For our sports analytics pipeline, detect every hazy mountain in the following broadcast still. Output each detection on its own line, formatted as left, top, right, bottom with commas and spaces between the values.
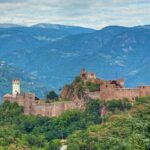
0, 61, 46, 101
0, 23, 95, 99
0, 24, 95, 57
32, 23, 95, 34
0, 24, 150, 97
0, 24, 23, 28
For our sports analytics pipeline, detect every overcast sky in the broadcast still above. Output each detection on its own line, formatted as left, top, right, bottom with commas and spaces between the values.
0, 0, 149, 29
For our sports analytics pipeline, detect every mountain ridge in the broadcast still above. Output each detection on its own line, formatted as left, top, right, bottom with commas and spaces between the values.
0, 24, 150, 99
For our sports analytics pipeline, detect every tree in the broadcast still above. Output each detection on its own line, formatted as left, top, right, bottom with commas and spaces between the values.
46, 91, 58, 101
107, 99, 132, 113
75, 76, 82, 83
86, 81, 100, 92
48, 139, 61, 150
85, 99, 102, 124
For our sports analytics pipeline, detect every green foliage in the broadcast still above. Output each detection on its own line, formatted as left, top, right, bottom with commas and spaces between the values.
67, 97, 150, 150
46, 90, 58, 101
76, 83, 84, 98
106, 98, 132, 113
75, 76, 82, 83
86, 81, 100, 92
0, 101, 102, 149
67, 76, 85, 99
48, 139, 61, 150
74, 76, 85, 98
135, 96, 150, 105
85, 99, 102, 124
1, 98, 146, 150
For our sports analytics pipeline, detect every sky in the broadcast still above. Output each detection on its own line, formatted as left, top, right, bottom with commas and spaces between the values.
0, 0, 150, 29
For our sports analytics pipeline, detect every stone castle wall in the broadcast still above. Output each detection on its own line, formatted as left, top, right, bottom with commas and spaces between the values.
99, 84, 150, 101
4, 70, 150, 118
4, 84, 150, 117
4, 93, 82, 117
87, 91, 101, 100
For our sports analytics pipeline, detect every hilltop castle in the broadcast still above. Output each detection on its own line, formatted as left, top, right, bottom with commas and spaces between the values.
3, 69, 150, 117
3, 80, 82, 117
61, 69, 150, 102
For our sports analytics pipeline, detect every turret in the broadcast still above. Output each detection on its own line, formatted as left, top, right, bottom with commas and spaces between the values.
80, 68, 87, 79
12, 79, 20, 96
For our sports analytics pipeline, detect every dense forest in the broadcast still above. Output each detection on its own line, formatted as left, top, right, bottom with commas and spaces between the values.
0, 97, 149, 150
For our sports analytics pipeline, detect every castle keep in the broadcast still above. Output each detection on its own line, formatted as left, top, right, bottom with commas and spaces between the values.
3, 69, 150, 117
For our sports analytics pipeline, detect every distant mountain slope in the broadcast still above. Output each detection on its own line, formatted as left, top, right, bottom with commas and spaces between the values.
0, 24, 23, 28
0, 61, 46, 100
0, 24, 95, 57
32, 23, 95, 34
0, 24, 150, 95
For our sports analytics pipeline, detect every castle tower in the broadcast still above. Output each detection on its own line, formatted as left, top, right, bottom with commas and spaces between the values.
12, 79, 20, 96
80, 68, 87, 79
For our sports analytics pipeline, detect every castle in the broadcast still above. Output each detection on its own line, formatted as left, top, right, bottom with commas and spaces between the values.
79, 69, 150, 101
3, 80, 82, 117
3, 69, 150, 117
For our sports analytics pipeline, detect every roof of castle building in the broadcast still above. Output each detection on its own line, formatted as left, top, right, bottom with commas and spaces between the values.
3, 93, 13, 98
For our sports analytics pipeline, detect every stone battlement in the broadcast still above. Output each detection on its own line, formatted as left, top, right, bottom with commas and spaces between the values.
3, 69, 150, 117
80, 68, 96, 81
4, 93, 83, 117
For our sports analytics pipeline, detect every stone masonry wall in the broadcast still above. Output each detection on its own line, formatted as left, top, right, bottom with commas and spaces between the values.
99, 84, 150, 101
4, 81, 150, 117
4, 93, 82, 117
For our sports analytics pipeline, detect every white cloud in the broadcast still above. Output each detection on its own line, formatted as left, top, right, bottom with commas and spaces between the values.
0, 0, 149, 29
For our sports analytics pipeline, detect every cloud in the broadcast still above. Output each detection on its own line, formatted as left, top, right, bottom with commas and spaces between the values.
0, 0, 25, 3
0, 0, 149, 29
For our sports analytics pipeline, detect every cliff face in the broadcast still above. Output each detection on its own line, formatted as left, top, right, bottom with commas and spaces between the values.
60, 76, 101, 102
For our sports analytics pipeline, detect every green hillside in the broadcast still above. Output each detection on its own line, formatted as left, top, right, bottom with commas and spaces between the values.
0, 97, 149, 149
0, 100, 102, 150
67, 97, 150, 150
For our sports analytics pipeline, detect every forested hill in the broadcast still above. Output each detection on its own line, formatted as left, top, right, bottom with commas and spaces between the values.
67, 97, 150, 150
0, 97, 150, 149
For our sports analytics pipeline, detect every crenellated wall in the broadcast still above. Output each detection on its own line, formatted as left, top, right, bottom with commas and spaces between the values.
99, 83, 150, 101
4, 93, 82, 117
4, 74, 150, 118
139, 86, 150, 97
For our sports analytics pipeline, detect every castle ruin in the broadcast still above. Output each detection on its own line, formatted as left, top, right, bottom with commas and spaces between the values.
3, 69, 150, 117
80, 69, 150, 101
3, 80, 82, 117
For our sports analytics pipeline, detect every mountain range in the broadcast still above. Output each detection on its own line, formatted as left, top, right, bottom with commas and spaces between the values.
0, 23, 150, 100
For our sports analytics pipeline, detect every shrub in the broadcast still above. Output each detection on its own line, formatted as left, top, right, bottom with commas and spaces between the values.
107, 99, 132, 113
75, 76, 82, 83
46, 91, 58, 100
135, 96, 150, 105
86, 82, 100, 92
85, 99, 102, 124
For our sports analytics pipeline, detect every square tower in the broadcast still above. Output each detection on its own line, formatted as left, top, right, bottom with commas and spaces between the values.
12, 79, 20, 96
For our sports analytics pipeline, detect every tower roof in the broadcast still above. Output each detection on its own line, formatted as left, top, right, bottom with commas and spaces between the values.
3, 93, 13, 98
